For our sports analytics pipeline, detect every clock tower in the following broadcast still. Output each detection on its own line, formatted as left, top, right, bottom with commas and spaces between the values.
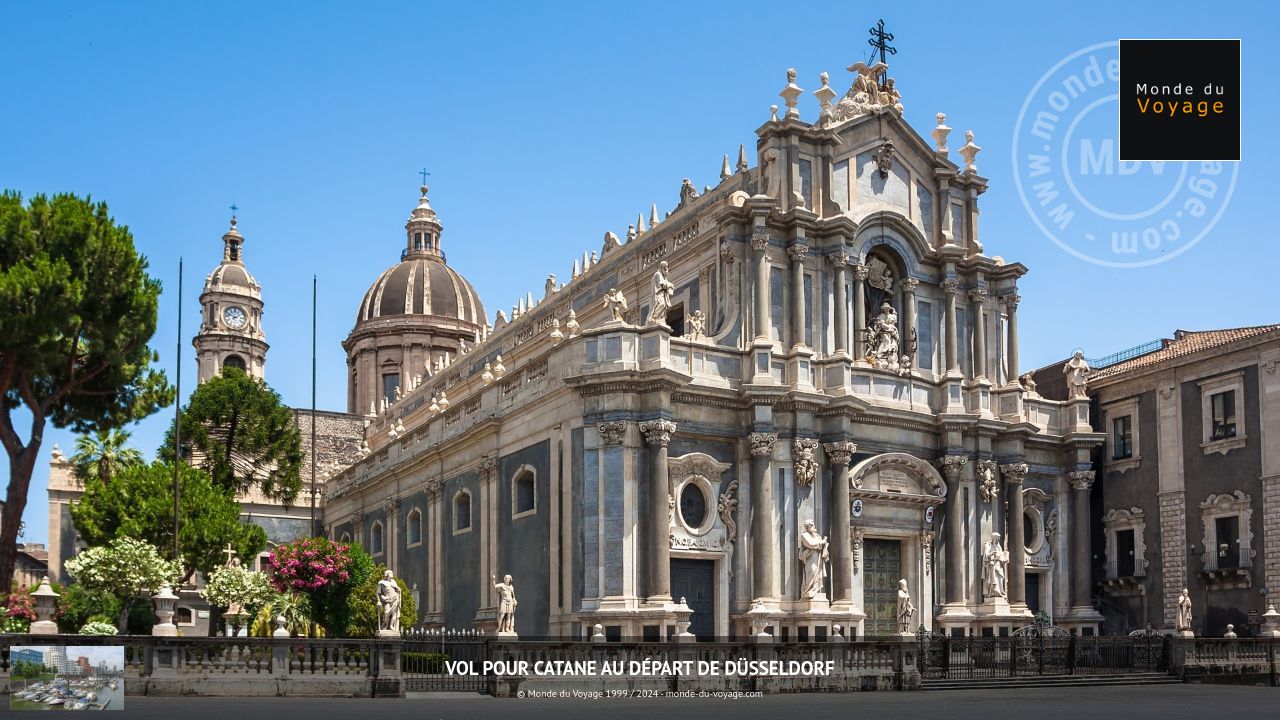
194, 215, 269, 383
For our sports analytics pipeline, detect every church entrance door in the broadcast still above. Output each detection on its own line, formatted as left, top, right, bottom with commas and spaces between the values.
863, 539, 902, 637
671, 558, 715, 640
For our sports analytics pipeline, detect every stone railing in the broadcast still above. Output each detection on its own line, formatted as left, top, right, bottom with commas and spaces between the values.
0, 635, 403, 697
1173, 637, 1279, 684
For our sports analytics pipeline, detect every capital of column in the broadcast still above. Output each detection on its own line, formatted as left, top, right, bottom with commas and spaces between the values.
749, 432, 778, 457
1068, 470, 1095, 492
823, 440, 857, 466
899, 277, 920, 294
638, 419, 677, 447
851, 264, 869, 282
828, 250, 849, 267
786, 243, 808, 261
937, 454, 968, 481
1000, 462, 1029, 484
384, 496, 402, 516
941, 278, 960, 296
967, 287, 988, 303
425, 477, 443, 499
597, 421, 628, 447
751, 228, 770, 252
479, 456, 498, 483
352, 509, 367, 531
1003, 292, 1022, 312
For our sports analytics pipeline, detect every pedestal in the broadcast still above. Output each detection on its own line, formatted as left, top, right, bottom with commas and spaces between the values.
935, 603, 976, 635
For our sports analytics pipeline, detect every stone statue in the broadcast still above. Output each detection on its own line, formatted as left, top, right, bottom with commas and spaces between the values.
1177, 588, 1193, 632
603, 288, 628, 323
687, 309, 706, 341
977, 460, 999, 504
647, 261, 675, 326
1019, 371, 1039, 396
982, 532, 1009, 599
797, 519, 830, 600
896, 579, 915, 633
492, 574, 517, 635
830, 61, 891, 123
866, 302, 901, 372
1064, 350, 1091, 399
376, 569, 402, 635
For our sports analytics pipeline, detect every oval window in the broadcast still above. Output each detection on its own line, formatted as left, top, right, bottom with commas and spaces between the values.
680, 483, 708, 529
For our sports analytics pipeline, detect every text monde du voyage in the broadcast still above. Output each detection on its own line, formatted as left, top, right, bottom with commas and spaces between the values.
1134, 82, 1228, 118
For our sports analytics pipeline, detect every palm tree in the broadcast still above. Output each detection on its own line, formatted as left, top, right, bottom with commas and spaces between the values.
70, 428, 143, 485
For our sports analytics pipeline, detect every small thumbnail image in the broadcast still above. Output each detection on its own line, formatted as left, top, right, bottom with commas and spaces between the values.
9, 645, 124, 711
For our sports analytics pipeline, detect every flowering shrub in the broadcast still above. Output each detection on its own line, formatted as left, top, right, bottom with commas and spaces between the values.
79, 620, 119, 635
1, 608, 30, 633
65, 537, 182, 630
268, 537, 372, 635
4, 584, 37, 621
202, 563, 274, 616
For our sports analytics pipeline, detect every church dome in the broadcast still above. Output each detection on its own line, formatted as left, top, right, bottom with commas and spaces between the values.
356, 256, 484, 325
209, 262, 258, 289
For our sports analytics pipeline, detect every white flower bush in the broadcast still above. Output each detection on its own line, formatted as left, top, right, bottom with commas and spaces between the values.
65, 537, 182, 629
201, 563, 274, 615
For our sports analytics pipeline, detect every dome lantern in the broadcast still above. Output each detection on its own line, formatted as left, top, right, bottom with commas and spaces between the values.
405, 185, 443, 260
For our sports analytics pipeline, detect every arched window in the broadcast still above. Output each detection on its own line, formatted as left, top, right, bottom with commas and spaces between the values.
512, 466, 536, 518
407, 508, 422, 546
339, 532, 351, 544
175, 607, 194, 625
454, 491, 472, 534
370, 521, 385, 556
223, 354, 246, 372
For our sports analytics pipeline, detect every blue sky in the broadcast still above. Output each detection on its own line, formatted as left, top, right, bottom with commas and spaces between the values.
3, 1, 1274, 543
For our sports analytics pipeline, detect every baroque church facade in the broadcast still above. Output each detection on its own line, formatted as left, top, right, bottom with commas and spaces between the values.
321, 62, 1106, 640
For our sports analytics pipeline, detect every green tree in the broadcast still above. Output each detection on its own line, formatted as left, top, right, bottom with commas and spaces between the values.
0, 191, 172, 592
70, 427, 143, 484
347, 565, 417, 638
64, 536, 181, 629
161, 367, 303, 504
57, 583, 123, 634
69, 461, 266, 583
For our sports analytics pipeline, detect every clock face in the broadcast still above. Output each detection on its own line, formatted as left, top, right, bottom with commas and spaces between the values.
223, 306, 247, 329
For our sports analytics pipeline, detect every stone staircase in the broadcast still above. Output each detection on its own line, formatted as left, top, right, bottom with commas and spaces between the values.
922, 672, 1182, 690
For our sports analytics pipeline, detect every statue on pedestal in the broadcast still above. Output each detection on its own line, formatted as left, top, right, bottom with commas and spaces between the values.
865, 302, 900, 372
896, 579, 915, 633
1177, 588, 1194, 633
647, 261, 675, 326
603, 288, 628, 324
797, 519, 830, 600
1064, 350, 1091, 399
492, 574, 518, 635
376, 569, 402, 635
982, 532, 1009, 599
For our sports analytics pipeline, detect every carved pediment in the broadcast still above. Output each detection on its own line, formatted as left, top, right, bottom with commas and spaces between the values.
849, 452, 946, 497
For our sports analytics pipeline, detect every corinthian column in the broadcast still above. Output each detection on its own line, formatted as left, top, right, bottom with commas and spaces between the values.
1069, 470, 1095, 608
753, 228, 770, 341
824, 441, 857, 604
787, 243, 808, 349
943, 279, 960, 374
749, 432, 778, 602
1004, 293, 1021, 384
900, 278, 919, 370
969, 288, 988, 380
639, 419, 677, 603
1000, 463, 1029, 605
852, 264, 868, 359
938, 455, 968, 604
830, 252, 849, 356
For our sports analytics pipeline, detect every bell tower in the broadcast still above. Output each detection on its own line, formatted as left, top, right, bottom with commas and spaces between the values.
193, 214, 269, 383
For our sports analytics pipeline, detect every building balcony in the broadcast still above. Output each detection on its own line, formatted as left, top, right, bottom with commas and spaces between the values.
1101, 560, 1146, 596
1199, 545, 1253, 589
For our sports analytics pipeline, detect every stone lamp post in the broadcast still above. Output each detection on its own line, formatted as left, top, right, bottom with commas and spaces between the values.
1261, 605, 1280, 638
29, 576, 60, 635
672, 597, 695, 643
151, 583, 179, 636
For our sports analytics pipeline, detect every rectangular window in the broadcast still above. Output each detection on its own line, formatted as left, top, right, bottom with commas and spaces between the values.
1210, 390, 1236, 440
382, 373, 400, 405
1115, 529, 1136, 577
1112, 415, 1133, 459
1215, 515, 1239, 568
917, 300, 933, 370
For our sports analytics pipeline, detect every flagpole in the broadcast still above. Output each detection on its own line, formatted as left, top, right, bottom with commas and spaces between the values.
310, 274, 317, 538
173, 257, 183, 563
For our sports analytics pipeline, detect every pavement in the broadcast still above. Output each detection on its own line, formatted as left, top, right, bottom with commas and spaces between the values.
38, 684, 1276, 719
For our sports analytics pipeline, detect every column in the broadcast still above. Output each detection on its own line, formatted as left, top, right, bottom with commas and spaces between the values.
749, 432, 778, 601
830, 252, 849, 356
384, 497, 400, 573
1001, 463, 1029, 605
639, 419, 676, 603
1069, 471, 1095, 607
969, 288, 988, 380
943, 279, 960, 374
939, 456, 968, 604
824, 441, 857, 604
478, 456, 498, 614
753, 228, 770, 340
787, 242, 808, 349
1004, 293, 1021, 384
852, 264, 868, 359
900, 278, 919, 369
939, 178, 953, 244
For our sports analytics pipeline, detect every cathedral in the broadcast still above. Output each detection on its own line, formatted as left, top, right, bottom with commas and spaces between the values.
47, 58, 1106, 641
321, 61, 1105, 640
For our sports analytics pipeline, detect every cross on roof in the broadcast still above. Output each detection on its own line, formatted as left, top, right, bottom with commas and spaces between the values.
867, 19, 897, 66
229, 203, 238, 220
418, 168, 431, 185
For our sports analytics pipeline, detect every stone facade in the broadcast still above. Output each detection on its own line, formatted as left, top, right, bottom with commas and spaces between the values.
323, 62, 1102, 640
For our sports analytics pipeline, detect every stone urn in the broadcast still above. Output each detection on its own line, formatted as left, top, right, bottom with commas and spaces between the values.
272, 614, 290, 638
151, 582, 179, 636
29, 576, 60, 635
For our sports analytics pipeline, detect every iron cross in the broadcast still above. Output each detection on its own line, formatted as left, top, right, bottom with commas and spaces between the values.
867, 19, 897, 66
418, 168, 431, 185
229, 203, 238, 220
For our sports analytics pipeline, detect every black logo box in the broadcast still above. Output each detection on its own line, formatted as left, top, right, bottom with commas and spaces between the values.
1119, 39, 1240, 162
